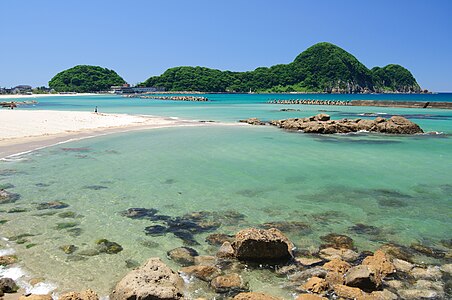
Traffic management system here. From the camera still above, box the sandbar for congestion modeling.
[0,110,240,159]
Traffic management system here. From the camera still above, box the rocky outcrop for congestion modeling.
[0,255,18,266]
[231,228,294,262]
[110,258,184,300]
[241,114,423,134]
[0,278,19,293]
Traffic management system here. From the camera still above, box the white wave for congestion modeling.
[0,248,15,256]
[0,266,25,280]
[25,281,57,295]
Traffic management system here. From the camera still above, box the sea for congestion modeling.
[0,93,451,298]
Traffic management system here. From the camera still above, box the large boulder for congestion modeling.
[231,228,294,262]
[110,258,184,300]
[362,250,395,282]
[344,265,380,292]
[374,116,423,134]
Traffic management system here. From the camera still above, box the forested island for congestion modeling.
[47,43,422,94]
[141,42,421,93]
[49,65,125,93]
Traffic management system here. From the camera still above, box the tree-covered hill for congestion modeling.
[142,42,420,93]
[49,65,125,93]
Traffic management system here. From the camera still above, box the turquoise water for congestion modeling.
[0,94,451,297]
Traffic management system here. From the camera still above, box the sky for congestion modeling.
[1,0,451,91]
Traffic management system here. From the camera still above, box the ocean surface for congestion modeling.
[0,93,451,298]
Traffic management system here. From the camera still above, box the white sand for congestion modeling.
[0,110,179,140]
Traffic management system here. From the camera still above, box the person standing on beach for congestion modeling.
[94,106,98,113]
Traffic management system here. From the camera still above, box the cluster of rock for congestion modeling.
[268,99,351,106]
[240,114,424,134]
[2,228,451,299]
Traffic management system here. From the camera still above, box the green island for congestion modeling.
[48,65,126,93]
[141,42,420,93]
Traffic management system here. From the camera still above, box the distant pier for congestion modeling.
[267,99,452,109]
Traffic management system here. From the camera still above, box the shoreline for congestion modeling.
[0,110,244,159]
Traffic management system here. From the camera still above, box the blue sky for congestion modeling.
[1,0,451,91]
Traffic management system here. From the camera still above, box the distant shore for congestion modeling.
[0,93,101,99]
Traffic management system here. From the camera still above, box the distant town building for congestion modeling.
[12,85,33,94]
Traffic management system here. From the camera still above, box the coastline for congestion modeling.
[0,110,243,159]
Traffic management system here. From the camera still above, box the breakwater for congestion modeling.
[350,100,452,109]
[267,99,452,109]
[124,95,209,102]
[267,99,351,105]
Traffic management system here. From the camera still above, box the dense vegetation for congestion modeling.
[49,65,125,93]
[142,42,420,93]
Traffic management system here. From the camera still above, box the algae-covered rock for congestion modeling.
[60,244,78,254]
[37,201,69,210]
[55,222,79,230]
[96,239,123,254]
[0,189,20,204]
[179,265,221,281]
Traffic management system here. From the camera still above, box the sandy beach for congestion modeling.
[0,110,232,159]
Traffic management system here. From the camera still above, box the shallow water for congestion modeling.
[1,94,452,297]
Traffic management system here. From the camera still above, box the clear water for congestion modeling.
[0,94,451,298]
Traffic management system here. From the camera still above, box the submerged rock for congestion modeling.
[96,239,123,254]
[120,207,158,219]
[60,244,78,254]
[167,247,199,266]
[206,233,234,246]
[179,265,221,281]
[349,223,382,235]
[261,221,311,233]
[232,228,294,263]
[0,189,20,204]
[217,241,235,259]
[55,222,79,230]
[239,118,266,125]
[37,201,69,210]
[320,233,354,250]
[110,258,184,300]
[211,273,248,295]
[410,243,446,259]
